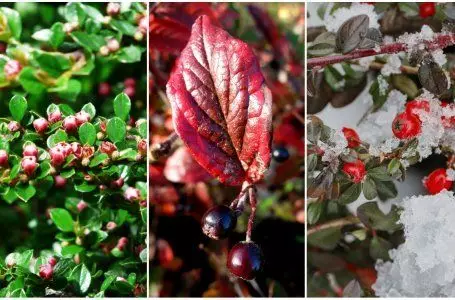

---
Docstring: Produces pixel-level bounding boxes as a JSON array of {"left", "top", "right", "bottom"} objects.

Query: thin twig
[
  {"left": 308, "top": 215, "right": 360, "bottom": 235},
  {"left": 246, "top": 187, "right": 258, "bottom": 242},
  {"left": 150, "top": 132, "right": 179, "bottom": 161}
]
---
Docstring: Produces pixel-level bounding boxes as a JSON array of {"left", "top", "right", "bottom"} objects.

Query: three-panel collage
[{"left": 0, "top": 1, "right": 453, "bottom": 298}]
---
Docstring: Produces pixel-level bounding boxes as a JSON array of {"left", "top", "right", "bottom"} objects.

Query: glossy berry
[
  {"left": 124, "top": 187, "right": 140, "bottom": 201},
  {"left": 107, "top": 2, "right": 121, "bottom": 16},
  {"left": 117, "top": 237, "right": 128, "bottom": 251},
  {"left": 98, "top": 82, "right": 111, "bottom": 96},
  {"left": 272, "top": 146, "right": 290, "bottom": 163},
  {"left": 77, "top": 200, "right": 88, "bottom": 212},
  {"left": 107, "top": 39, "right": 120, "bottom": 52},
  {"left": 8, "top": 121, "right": 20, "bottom": 132},
  {"left": 23, "top": 144, "right": 38, "bottom": 158},
  {"left": 424, "top": 168, "right": 453, "bottom": 195},
  {"left": 48, "top": 257, "right": 57, "bottom": 267},
  {"left": 4, "top": 60, "right": 22, "bottom": 80},
  {"left": 63, "top": 116, "right": 78, "bottom": 132},
  {"left": 48, "top": 109, "right": 62, "bottom": 123},
  {"left": 227, "top": 241, "right": 263, "bottom": 280},
  {"left": 39, "top": 263, "right": 53, "bottom": 280},
  {"left": 405, "top": 99, "right": 430, "bottom": 117},
  {"left": 202, "top": 205, "right": 237, "bottom": 240},
  {"left": 419, "top": 2, "right": 436, "bottom": 18},
  {"left": 106, "top": 221, "right": 117, "bottom": 231},
  {"left": 392, "top": 112, "right": 421, "bottom": 139},
  {"left": 33, "top": 118, "right": 49, "bottom": 133},
  {"left": 54, "top": 175, "right": 67, "bottom": 188},
  {"left": 49, "top": 147, "right": 65, "bottom": 167},
  {"left": 342, "top": 127, "right": 361, "bottom": 148},
  {"left": 124, "top": 78, "right": 136, "bottom": 87},
  {"left": 0, "top": 150, "right": 8, "bottom": 167},
  {"left": 342, "top": 159, "right": 366, "bottom": 183},
  {"left": 75, "top": 111, "right": 90, "bottom": 126},
  {"left": 124, "top": 86, "right": 136, "bottom": 98}
]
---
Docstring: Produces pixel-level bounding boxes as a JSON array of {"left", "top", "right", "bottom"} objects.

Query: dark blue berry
[
  {"left": 202, "top": 205, "right": 237, "bottom": 240},
  {"left": 272, "top": 146, "right": 289, "bottom": 162}
]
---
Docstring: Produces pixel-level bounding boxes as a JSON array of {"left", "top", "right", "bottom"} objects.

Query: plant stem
[
  {"left": 307, "top": 33, "right": 455, "bottom": 69},
  {"left": 307, "top": 215, "right": 360, "bottom": 235},
  {"left": 246, "top": 187, "right": 257, "bottom": 242},
  {"left": 150, "top": 132, "right": 179, "bottom": 161}
]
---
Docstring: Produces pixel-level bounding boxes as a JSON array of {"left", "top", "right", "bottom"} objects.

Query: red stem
[
  {"left": 246, "top": 187, "right": 257, "bottom": 242},
  {"left": 307, "top": 33, "right": 455, "bottom": 69}
]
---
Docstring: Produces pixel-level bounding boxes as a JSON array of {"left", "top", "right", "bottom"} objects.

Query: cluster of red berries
[
  {"left": 39, "top": 257, "right": 57, "bottom": 280},
  {"left": 201, "top": 205, "right": 264, "bottom": 280},
  {"left": 340, "top": 127, "right": 367, "bottom": 183}
]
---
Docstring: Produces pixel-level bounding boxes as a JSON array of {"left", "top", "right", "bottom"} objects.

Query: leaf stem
[
  {"left": 307, "top": 215, "right": 360, "bottom": 235},
  {"left": 150, "top": 132, "right": 179, "bottom": 161},
  {"left": 246, "top": 187, "right": 257, "bottom": 242},
  {"left": 307, "top": 33, "right": 455, "bottom": 69}
]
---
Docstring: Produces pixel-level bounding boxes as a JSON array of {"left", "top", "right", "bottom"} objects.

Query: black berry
[
  {"left": 227, "top": 241, "right": 263, "bottom": 280},
  {"left": 272, "top": 146, "right": 289, "bottom": 162},
  {"left": 202, "top": 205, "right": 237, "bottom": 240}
]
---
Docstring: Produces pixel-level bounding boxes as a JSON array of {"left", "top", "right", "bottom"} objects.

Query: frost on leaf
[
  {"left": 373, "top": 191, "right": 455, "bottom": 297},
  {"left": 166, "top": 15, "right": 273, "bottom": 186},
  {"left": 164, "top": 146, "right": 211, "bottom": 184}
]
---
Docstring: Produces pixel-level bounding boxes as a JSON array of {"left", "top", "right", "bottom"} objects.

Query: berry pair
[{"left": 202, "top": 205, "right": 263, "bottom": 280}]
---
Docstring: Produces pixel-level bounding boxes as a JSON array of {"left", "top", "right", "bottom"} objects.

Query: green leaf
[
  {"left": 362, "top": 177, "right": 378, "bottom": 200},
  {"left": 368, "top": 166, "right": 392, "bottom": 181},
  {"left": 338, "top": 183, "right": 362, "bottom": 204},
  {"left": 70, "top": 264, "right": 91, "bottom": 294},
  {"left": 9, "top": 95, "right": 27, "bottom": 122},
  {"left": 78, "top": 122, "right": 96, "bottom": 145},
  {"left": 369, "top": 236, "right": 392, "bottom": 261},
  {"left": 81, "top": 103, "right": 96, "bottom": 119},
  {"left": 74, "top": 181, "right": 97, "bottom": 193},
  {"left": 16, "top": 250, "right": 33, "bottom": 269},
  {"left": 47, "top": 129, "right": 68, "bottom": 148},
  {"left": 15, "top": 184, "right": 36, "bottom": 202},
  {"left": 115, "top": 45, "right": 142, "bottom": 63},
  {"left": 49, "top": 22, "right": 65, "bottom": 49},
  {"left": 18, "top": 67, "right": 46, "bottom": 95},
  {"left": 59, "top": 168, "right": 75, "bottom": 178},
  {"left": 110, "top": 19, "right": 136, "bottom": 36},
  {"left": 71, "top": 31, "right": 105, "bottom": 51},
  {"left": 307, "top": 202, "right": 324, "bottom": 225},
  {"left": 1, "top": 7, "right": 22, "bottom": 40},
  {"left": 375, "top": 180, "right": 398, "bottom": 200},
  {"left": 35, "top": 52, "right": 71, "bottom": 78},
  {"left": 63, "top": 2, "right": 86, "bottom": 23},
  {"left": 387, "top": 158, "right": 401, "bottom": 175},
  {"left": 308, "top": 227, "right": 341, "bottom": 250},
  {"left": 50, "top": 208, "right": 74, "bottom": 232},
  {"left": 58, "top": 79, "right": 81, "bottom": 101},
  {"left": 370, "top": 76, "right": 389, "bottom": 111},
  {"left": 53, "top": 258, "right": 74, "bottom": 277},
  {"left": 113, "top": 93, "right": 131, "bottom": 120},
  {"left": 106, "top": 117, "right": 126, "bottom": 143},
  {"left": 101, "top": 275, "right": 115, "bottom": 292},
  {"left": 137, "top": 120, "right": 146, "bottom": 138},
  {"left": 62, "top": 245, "right": 84, "bottom": 256},
  {"left": 89, "top": 153, "right": 108, "bottom": 167},
  {"left": 357, "top": 202, "right": 402, "bottom": 233}
]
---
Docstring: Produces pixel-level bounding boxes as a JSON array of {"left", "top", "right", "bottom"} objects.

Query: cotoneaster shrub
[{"left": 0, "top": 3, "right": 147, "bottom": 297}]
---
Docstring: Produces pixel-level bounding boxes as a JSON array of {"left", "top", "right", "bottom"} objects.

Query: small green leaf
[
  {"left": 15, "top": 184, "right": 36, "bottom": 202},
  {"left": 74, "top": 181, "right": 97, "bottom": 193},
  {"left": 50, "top": 208, "right": 74, "bottom": 232},
  {"left": 369, "top": 236, "right": 392, "bottom": 260},
  {"left": 35, "top": 52, "right": 71, "bottom": 78},
  {"left": 81, "top": 103, "right": 96, "bottom": 119},
  {"left": 70, "top": 31, "right": 105, "bottom": 51},
  {"left": 1, "top": 7, "right": 22, "bottom": 40},
  {"left": 357, "top": 202, "right": 402, "bottom": 233},
  {"left": 89, "top": 153, "right": 108, "bottom": 167},
  {"left": 368, "top": 166, "right": 392, "bottom": 181},
  {"left": 362, "top": 177, "right": 378, "bottom": 200},
  {"left": 110, "top": 19, "right": 136, "bottom": 36},
  {"left": 70, "top": 264, "right": 91, "bottom": 294},
  {"left": 79, "top": 123, "right": 96, "bottom": 145},
  {"left": 62, "top": 245, "right": 84, "bottom": 256},
  {"left": 16, "top": 250, "right": 33, "bottom": 269},
  {"left": 307, "top": 202, "right": 324, "bottom": 225},
  {"left": 338, "top": 183, "right": 362, "bottom": 204},
  {"left": 58, "top": 79, "right": 81, "bottom": 101},
  {"left": 308, "top": 227, "right": 341, "bottom": 250},
  {"left": 106, "top": 117, "right": 126, "bottom": 143},
  {"left": 9, "top": 95, "right": 27, "bottom": 122},
  {"left": 18, "top": 67, "right": 46, "bottom": 95},
  {"left": 115, "top": 45, "right": 143, "bottom": 63},
  {"left": 113, "top": 93, "right": 131, "bottom": 121},
  {"left": 47, "top": 129, "right": 68, "bottom": 148}
]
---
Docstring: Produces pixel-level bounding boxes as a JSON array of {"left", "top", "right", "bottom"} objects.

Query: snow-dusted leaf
[
  {"left": 418, "top": 60, "right": 449, "bottom": 96},
  {"left": 343, "top": 279, "right": 362, "bottom": 297},
  {"left": 336, "top": 14, "right": 369, "bottom": 54},
  {"left": 164, "top": 146, "right": 211, "bottom": 183},
  {"left": 359, "top": 28, "right": 382, "bottom": 49},
  {"left": 166, "top": 15, "right": 272, "bottom": 186}
]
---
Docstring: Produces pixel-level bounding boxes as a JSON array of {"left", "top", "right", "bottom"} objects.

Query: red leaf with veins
[
  {"left": 166, "top": 15, "right": 273, "bottom": 186},
  {"left": 164, "top": 147, "right": 212, "bottom": 183}
]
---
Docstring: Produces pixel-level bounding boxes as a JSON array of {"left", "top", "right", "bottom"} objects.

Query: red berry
[
  {"left": 100, "top": 141, "right": 117, "bottom": 156},
  {"left": 392, "top": 112, "right": 421, "bottom": 139},
  {"left": 342, "top": 127, "right": 361, "bottom": 148},
  {"left": 419, "top": 2, "right": 436, "bottom": 18},
  {"left": 117, "top": 237, "right": 128, "bottom": 251},
  {"left": 124, "top": 187, "right": 140, "bottom": 201},
  {"left": 33, "top": 118, "right": 49, "bottom": 134},
  {"left": 48, "top": 109, "right": 62, "bottom": 123},
  {"left": 98, "top": 82, "right": 111, "bottom": 96},
  {"left": 8, "top": 121, "right": 20, "bottom": 132},
  {"left": 77, "top": 200, "right": 88, "bottom": 212},
  {"left": 107, "top": 2, "right": 121, "bottom": 16},
  {"left": 75, "top": 111, "right": 90, "bottom": 126},
  {"left": 405, "top": 99, "right": 430, "bottom": 117},
  {"left": 424, "top": 168, "right": 453, "bottom": 195},
  {"left": 54, "top": 175, "right": 67, "bottom": 188},
  {"left": 202, "top": 205, "right": 237, "bottom": 240},
  {"left": 23, "top": 144, "right": 38, "bottom": 158},
  {"left": 124, "top": 78, "right": 136, "bottom": 87},
  {"left": 227, "top": 241, "right": 263, "bottom": 280},
  {"left": 21, "top": 156, "right": 37, "bottom": 177},
  {"left": 39, "top": 263, "right": 53, "bottom": 280},
  {"left": 0, "top": 150, "right": 8, "bottom": 167},
  {"left": 49, "top": 147, "right": 66, "bottom": 167},
  {"left": 4, "top": 60, "right": 22, "bottom": 80},
  {"left": 63, "top": 116, "right": 78, "bottom": 133},
  {"left": 124, "top": 86, "right": 136, "bottom": 98},
  {"left": 342, "top": 159, "right": 366, "bottom": 184},
  {"left": 48, "top": 257, "right": 57, "bottom": 267}
]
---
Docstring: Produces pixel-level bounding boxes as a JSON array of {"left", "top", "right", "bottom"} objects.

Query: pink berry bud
[
  {"left": 124, "top": 187, "right": 140, "bottom": 201},
  {"left": 39, "top": 263, "right": 53, "bottom": 280},
  {"left": 49, "top": 147, "right": 65, "bottom": 167},
  {"left": 124, "top": 86, "right": 135, "bottom": 98},
  {"left": 8, "top": 121, "right": 20, "bottom": 132},
  {"left": 124, "top": 77, "right": 136, "bottom": 87},
  {"left": 4, "top": 60, "right": 22, "bottom": 80},
  {"left": 48, "top": 257, "right": 57, "bottom": 267},
  {"left": 98, "top": 82, "right": 111, "bottom": 96},
  {"left": 63, "top": 116, "right": 78, "bottom": 133},
  {"left": 107, "top": 2, "right": 121, "bottom": 16},
  {"left": 23, "top": 144, "right": 38, "bottom": 158},
  {"left": 33, "top": 118, "right": 49, "bottom": 134},
  {"left": 0, "top": 150, "right": 8, "bottom": 167},
  {"left": 48, "top": 109, "right": 62, "bottom": 123},
  {"left": 99, "top": 184, "right": 107, "bottom": 191},
  {"left": 5, "top": 254, "right": 16, "bottom": 268},
  {"left": 107, "top": 39, "right": 120, "bottom": 52},
  {"left": 100, "top": 141, "right": 117, "bottom": 156},
  {"left": 99, "top": 46, "right": 109, "bottom": 56},
  {"left": 21, "top": 156, "right": 37, "bottom": 176},
  {"left": 75, "top": 111, "right": 90, "bottom": 126},
  {"left": 117, "top": 237, "right": 128, "bottom": 250},
  {"left": 77, "top": 200, "right": 88, "bottom": 212},
  {"left": 54, "top": 175, "right": 66, "bottom": 188},
  {"left": 110, "top": 177, "right": 124, "bottom": 189},
  {"left": 106, "top": 221, "right": 117, "bottom": 231},
  {"left": 138, "top": 17, "right": 147, "bottom": 34}
]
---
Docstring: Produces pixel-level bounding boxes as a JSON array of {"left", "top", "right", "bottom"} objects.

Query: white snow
[
  {"left": 318, "top": 129, "right": 349, "bottom": 171},
  {"left": 324, "top": 3, "right": 380, "bottom": 32},
  {"left": 381, "top": 54, "right": 402, "bottom": 76}
]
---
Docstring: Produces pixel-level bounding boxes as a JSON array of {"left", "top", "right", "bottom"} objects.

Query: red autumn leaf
[
  {"left": 150, "top": 3, "right": 218, "bottom": 54},
  {"left": 166, "top": 15, "right": 273, "bottom": 186},
  {"left": 164, "top": 146, "right": 212, "bottom": 183}
]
